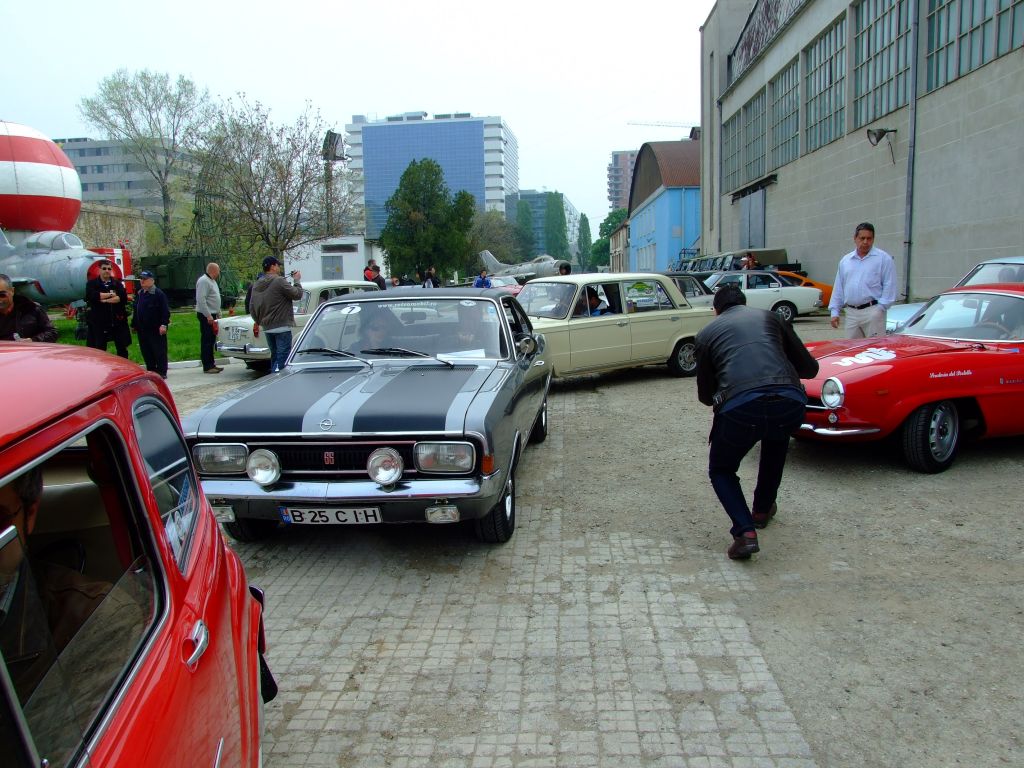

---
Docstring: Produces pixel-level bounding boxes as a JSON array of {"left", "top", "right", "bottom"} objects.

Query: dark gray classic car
[{"left": 182, "top": 288, "right": 550, "bottom": 544}]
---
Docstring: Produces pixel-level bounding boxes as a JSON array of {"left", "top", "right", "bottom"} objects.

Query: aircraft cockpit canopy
[{"left": 24, "top": 231, "right": 84, "bottom": 251}]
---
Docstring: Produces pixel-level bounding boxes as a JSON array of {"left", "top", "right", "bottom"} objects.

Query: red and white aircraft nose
[{"left": 0, "top": 120, "right": 82, "bottom": 232}]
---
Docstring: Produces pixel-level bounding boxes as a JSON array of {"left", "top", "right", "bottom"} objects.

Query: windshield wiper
[
  {"left": 295, "top": 347, "right": 371, "bottom": 366},
  {"left": 360, "top": 347, "right": 455, "bottom": 369}
]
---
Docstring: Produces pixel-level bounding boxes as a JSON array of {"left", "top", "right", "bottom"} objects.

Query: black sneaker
[
  {"left": 727, "top": 531, "right": 760, "bottom": 560},
  {"left": 752, "top": 503, "right": 777, "bottom": 529}
]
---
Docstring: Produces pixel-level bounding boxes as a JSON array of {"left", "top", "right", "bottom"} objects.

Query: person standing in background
[
  {"left": 132, "top": 270, "right": 170, "bottom": 378},
  {"left": 250, "top": 257, "right": 303, "bottom": 373},
  {"left": 828, "top": 223, "right": 896, "bottom": 338},
  {"left": 0, "top": 273, "right": 57, "bottom": 343},
  {"left": 195, "top": 262, "right": 222, "bottom": 373},
  {"left": 85, "top": 260, "right": 131, "bottom": 358}
]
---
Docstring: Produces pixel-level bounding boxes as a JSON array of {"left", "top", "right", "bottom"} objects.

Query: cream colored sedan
[
  {"left": 516, "top": 273, "right": 715, "bottom": 377},
  {"left": 216, "top": 278, "right": 378, "bottom": 369}
]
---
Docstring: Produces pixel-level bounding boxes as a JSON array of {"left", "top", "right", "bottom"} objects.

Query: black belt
[{"left": 846, "top": 299, "right": 878, "bottom": 310}]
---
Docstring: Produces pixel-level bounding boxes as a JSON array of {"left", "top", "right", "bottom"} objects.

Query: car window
[
  {"left": 502, "top": 297, "right": 532, "bottom": 339},
  {"left": 712, "top": 274, "right": 743, "bottom": 290},
  {"left": 623, "top": 280, "right": 674, "bottom": 312},
  {"left": 749, "top": 274, "right": 779, "bottom": 289},
  {"left": 903, "top": 293, "right": 1024, "bottom": 340},
  {"left": 516, "top": 282, "right": 576, "bottom": 319},
  {"left": 572, "top": 283, "right": 620, "bottom": 317},
  {"left": 134, "top": 402, "right": 200, "bottom": 571},
  {"left": 0, "top": 426, "right": 161, "bottom": 766},
  {"left": 961, "top": 263, "right": 1024, "bottom": 286},
  {"left": 673, "top": 276, "right": 704, "bottom": 298}
]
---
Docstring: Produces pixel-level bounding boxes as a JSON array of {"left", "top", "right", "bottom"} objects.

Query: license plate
[
  {"left": 280, "top": 507, "right": 381, "bottom": 524},
  {"left": 227, "top": 326, "right": 244, "bottom": 341}
]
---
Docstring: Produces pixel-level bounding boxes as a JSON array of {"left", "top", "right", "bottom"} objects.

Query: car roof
[
  {"left": 945, "top": 283, "right": 1024, "bottom": 296},
  {"left": 977, "top": 256, "right": 1024, "bottom": 265},
  {"left": 325, "top": 286, "right": 511, "bottom": 300},
  {"left": 298, "top": 279, "right": 378, "bottom": 291},
  {"left": 526, "top": 272, "right": 672, "bottom": 284},
  {"left": 0, "top": 344, "right": 153, "bottom": 446}
]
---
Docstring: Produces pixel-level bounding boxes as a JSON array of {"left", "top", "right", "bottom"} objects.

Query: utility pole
[{"left": 322, "top": 130, "right": 344, "bottom": 236}]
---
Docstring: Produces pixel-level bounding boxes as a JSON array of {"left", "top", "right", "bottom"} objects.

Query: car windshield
[
  {"left": 899, "top": 292, "right": 1024, "bottom": 341},
  {"left": 517, "top": 282, "right": 576, "bottom": 319},
  {"left": 490, "top": 276, "right": 517, "bottom": 287},
  {"left": 959, "top": 262, "right": 1024, "bottom": 286},
  {"left": 295, "top": 297, "right": 506, "bottom": 360}
]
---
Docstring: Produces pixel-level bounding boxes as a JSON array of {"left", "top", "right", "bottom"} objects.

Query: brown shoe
[
  {"left": 752, "top": 503, "right": 777, "bottom": 529},
  {"left": 727, "top": 531, "right": 759, "bottom": 560},
  {"left": 204, "top": 367, "right": 223, "bottom": 374}
]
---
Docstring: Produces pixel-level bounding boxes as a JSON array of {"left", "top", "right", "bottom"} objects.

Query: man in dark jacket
[
  {"left": 84, "top": 260, "right": 131, "bottom": 358},
  {"left": 131, "top": 270, "right": 171, "bottom": 378},
  {"left": 695, "top": 285, "right": 819, "bottom": 560},
  {"left": 0, "top": 274, "right": 57, "bottom": 343}
]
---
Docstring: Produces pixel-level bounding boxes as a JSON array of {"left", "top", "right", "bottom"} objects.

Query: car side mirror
[{"left": 517, "top": 335, "right": 538, "bottom": 356}]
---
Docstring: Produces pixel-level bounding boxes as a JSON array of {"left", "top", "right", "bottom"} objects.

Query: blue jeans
[
  {"left": 265, "top": 330, "right": 292, "bottom": 372},
  {"left": 708, "top": 395, "right": 806, "bottom": 537}
]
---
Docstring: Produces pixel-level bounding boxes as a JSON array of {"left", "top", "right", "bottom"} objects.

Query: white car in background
[
  {"left": 216, "top": 278, "right": 378, "bottom": 369},
  {"left": 704, "top": 270, "right": 822, "bottom": 322}
]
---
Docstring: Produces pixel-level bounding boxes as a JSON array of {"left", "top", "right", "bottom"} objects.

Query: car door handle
[
  {"left": 186, "top": 619, "right": 210, "bottom": 670},
  {"left": 533, "top": 360, "right": 545, "bottom": 366},
  {"left": 616, "top": 320, "right": 628, "bottom": 327},
  {"left": 670, "top": 316, "right": 680, "bottom": 321}
]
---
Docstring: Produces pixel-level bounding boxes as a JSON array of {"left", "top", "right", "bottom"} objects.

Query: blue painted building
[
  {"left": 627, "top": 139, "right": 701, "bottom": 272},
  {"left": 345, "top": 112, "right": 519, "bottom": 239}
]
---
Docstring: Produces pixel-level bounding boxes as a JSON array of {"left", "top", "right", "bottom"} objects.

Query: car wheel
[
  {"left": 223, "top": 518, "right": 278, "bottom": 542},
  {"left": 530, "top": 396, "right": 549, "bottom": 444},
  {"left": 245, "top": 360, "right": 272, "bottom": 372},
  {"left": 667, "top": 339, "right": 698, "bottom": 377},
  {"left": 772, "top": 302, "right": 797, "bottom": 323},
  {"left": 475, "top": 465, "right": 516, "bottom": 543},
  {"left": 902, "top": 400, "right": 960, "bottom": 473}
]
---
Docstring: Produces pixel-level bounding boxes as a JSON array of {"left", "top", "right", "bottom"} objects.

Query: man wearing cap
[
  {"left": 132, "top": 270, "right": 171, "bottom": 378},
  {"left": 195, "top": 263, "right": 222, "bottom": 373},
  {"left": 250, "top": 257, "right": 303, "bottom": 373},
  {"left": 828, "top": 222, "right": 897, "bottom": 338}
]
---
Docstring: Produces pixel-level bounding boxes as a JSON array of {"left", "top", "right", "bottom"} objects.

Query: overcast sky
[{"left": 3, "top": 0, "right": 717, "bottom": 230}]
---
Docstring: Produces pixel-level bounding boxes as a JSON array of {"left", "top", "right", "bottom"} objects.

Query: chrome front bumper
[
  {"left": 202, "top": 471, "right": 505, "bottom": 523},
  {"left": 798, "top": 423, "right": 882, "bottom": 437},
  {"left": 216, "top": 341, "right": 270, "bottom": 357}
]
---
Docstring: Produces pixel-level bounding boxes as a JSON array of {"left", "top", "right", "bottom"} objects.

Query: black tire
[
  {"left": 772, "top": 302, "right": 797, "bottom": 323},
  {"left": 223, "top": 517, "right": 278, "bottom": 542},
  {"left": 530, "top": 396, "right": 549, "bottom": 444},
  {"left": 902, "top": 400, "right": 960, "bottom": 473},
  {"left": 667, "top": 339, "right": 698, "bottom": 377},
  {"left": 475, "top": 464, "right": 516, "bottom": 543},
  {"left": 245, "top": 360, "right": 272, "bottom": 372}
]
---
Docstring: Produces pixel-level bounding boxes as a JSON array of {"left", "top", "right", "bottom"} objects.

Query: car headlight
[
  {"left": 246, "top": 448, "right": 281, "bottom": 486},
  {"left": 414, "top": 442, "right": 475, "bottom": 473},
  {"left": 367, "top": 447, "right": 403, "bottom": 485},
  {"left": 193, "top": 443, "right": 248, "bottom": 474},
  {"left": 820, "top": 377, "right": 845, "bottom": 409}
]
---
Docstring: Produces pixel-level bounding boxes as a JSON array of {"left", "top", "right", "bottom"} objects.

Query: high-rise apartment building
[
  {"left": 607, "top": 150, "right": 638, "bottom": 211},
  {"left": 344, "top": 112, "right": 519, "bottom": 239},
  {"left": 517, "top": 190, "right": 580, "bottom": 260}
]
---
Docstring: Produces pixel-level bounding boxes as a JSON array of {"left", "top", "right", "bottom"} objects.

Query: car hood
[
  {"left": 183, "top": 363, "right": 503, "bottom": 437},
  {"left": 806, "top": 334, "right": 980, "bottom": 378}
]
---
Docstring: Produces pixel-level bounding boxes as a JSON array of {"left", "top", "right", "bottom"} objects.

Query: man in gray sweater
[
  {"left": 251, "top": 256, "right": 303, "bottom": 373},
  {"left": 195, "top": 263, "right": 222, "bottom": 373}
]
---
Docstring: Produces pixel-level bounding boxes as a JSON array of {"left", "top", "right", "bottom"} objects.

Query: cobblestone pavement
[{"left": 168, "top": 315, "right": 1023, "bottom": 767}]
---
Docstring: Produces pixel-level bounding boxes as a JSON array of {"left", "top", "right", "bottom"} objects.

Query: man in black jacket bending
[{"left": 695, "top": 286, "right": 819, "bottom": 560}]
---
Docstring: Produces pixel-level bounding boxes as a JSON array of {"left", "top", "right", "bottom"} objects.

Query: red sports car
[
  {"left": 800, "top": 284, "right": 1024, "bottom": 472},
  {"left": 0, "top": 344, "right": 275, "bottom": 766}
]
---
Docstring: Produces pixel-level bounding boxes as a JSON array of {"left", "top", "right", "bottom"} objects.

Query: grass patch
[{"left": 52, "top": 309, "right": 205, "bottom": 364}]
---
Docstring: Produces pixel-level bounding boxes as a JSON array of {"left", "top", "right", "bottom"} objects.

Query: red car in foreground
[
  {"left": 0, "top": 344, "right": 275, "bottom": 766},
  {"left": 800, "top": 284, "right": 1024, "bottom": 472}
]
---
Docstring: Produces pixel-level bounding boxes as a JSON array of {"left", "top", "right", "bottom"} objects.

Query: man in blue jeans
[
  {"left": 250, "top": 257, "right": 303, "bottom": 373},
  {"left": 695, "top": 285, "right": 819, "bottom": 560}
]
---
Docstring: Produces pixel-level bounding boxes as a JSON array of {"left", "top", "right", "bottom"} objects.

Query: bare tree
[
  {"left": 201, "top": 97, "right": 333, "bottom": 257},
  {"left": 79, "top": 69, "right": 211, "bottom": 246}
]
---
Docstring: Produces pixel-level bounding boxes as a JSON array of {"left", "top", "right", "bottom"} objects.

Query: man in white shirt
[{"left": 828, "top": 223, "right": 897, "bottom": 338}]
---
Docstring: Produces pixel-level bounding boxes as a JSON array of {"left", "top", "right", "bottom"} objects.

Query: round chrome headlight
[
  {"left": 367, "top": 447, "right": 403, "bottom": 486},
  {"left": 246, "top": 448, "right": 281, "bottom": 486},
  {"left": 820, "top": 377, "right": 845, "bottom": 409}
]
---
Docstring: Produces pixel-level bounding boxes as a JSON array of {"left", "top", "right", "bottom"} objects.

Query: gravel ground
[{"left": 170, "top": 315, "right": 1024, "bottom": 767}]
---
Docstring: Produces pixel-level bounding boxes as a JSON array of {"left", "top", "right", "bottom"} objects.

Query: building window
[
  {"left": 926, "top": 0, "right": 1023, "bottom": 91},
  {"left": 770, "top": 59, "right": 800, "bottom": 169},
  {"left": 722, "top": 112, "right": 742, "bottom": 193},
  {"left": 743, "top": 89, "right": 767, "bottom": 183},
  {"left": 804, "top": 15, "right": 847, "bottom": 153},
  {"left": 854, "top": 0, "right": 912, "bottom": 127}
]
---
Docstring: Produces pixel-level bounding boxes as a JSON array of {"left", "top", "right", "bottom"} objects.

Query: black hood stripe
[
  {"left": 352, "top": 366, "right": 476, "bottom": 432},
  {"left": 217, "top": 369, "right": 357, "bottom": 432}
]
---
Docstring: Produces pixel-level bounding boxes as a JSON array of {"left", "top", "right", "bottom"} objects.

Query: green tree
[
  {"left": 515, "top": 200, "right": 535, "bottom": 257},
  {"left": 80, "top": 69, "right": 212, "bottom": 247},
  {"left": 591, "top": 208, "right": 628, "bottom": 268},
  {"left": 379, "top": 159, "right": 474, "bottom": 281},
  {"left": 576, "top": 213, "right": 592, "bottom": 271},
  {"left": 544, "top": 192, "right": 569, "bottom": 259},
  {"left": 469, "top": 209, "right": 523, "bottom": 272}
]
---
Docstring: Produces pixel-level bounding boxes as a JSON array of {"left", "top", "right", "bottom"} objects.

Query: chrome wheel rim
[{"left": 678, "top": 343, "right": 696, "bottom": 371}]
